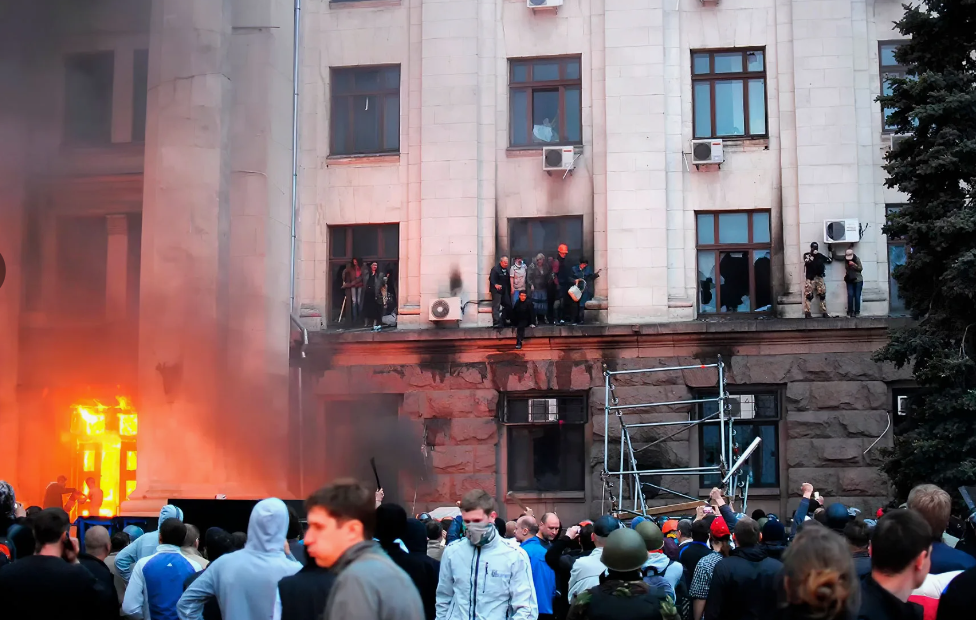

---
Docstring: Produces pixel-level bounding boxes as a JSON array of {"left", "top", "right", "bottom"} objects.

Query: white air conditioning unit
[
  {"left": 527, "top": 0, "right": 563, "bottom": 8},
  {"left": 823, "top": 219, "right": 860, "bottom": 243},
  {"left": 542, "top": 146, "right": 579, "bottom": 171},
  {"left": 888, "top": 133, "right": 910, "bottom": 151},
  {"left": 897, "top": 395, "right": 909, "bottom": 416},
  {"left": 428, "top": 297, "right": 461, "bottom": 321},
  {"left": 691, "top": 139, "right": 724, "bottom": 165}
]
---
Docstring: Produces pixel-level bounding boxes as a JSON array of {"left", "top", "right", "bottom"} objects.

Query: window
[
  {"left": 509, "top": 57, "right": 582, "bottom": 147},
  {"left": 698, "top": 391, "right": 780, "bottom": 488},
  {"left": 891, "top": 387, "right": 918, "bottom": 437},
  {"left": 886, "top": 205, "right": 908, "bottom": 315},
  {"left": 501, "top": 395, "right": 586, "bottom": 492},
  {"left": 692, "top": 49, "right": 767, "bottom": 139},
  {"left": 880, "top": 42, "right": 908, "bottom": 132},
  {"left": 63, "top": 52, "right": 115, "bottom": 145},
  {"left": 509, "top": 216, "right": 584, "bottom": 263},
  {"left": 132, "top": 50, "right": 149, "bottom": 142},
  {"left": 328, "top": 224, "right": 399, "bottom": 323},
  {"left": 331, "top": 66, "right": 400, "bottom": 156},
  {"left": 696, "top": 211, "right": 772, "bottom": 313}
]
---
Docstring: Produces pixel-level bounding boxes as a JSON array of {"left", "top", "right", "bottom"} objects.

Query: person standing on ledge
[
  {"left": 843, "top": 247, "right": 863, "bottom": 318},
  {"left": 803, "top": 241, "right": 832, "bottom": 318}
]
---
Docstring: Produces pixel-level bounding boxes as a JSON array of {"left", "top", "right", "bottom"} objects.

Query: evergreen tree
[{"left": 874, "top": 0, "right": 976, "bottom": 507}]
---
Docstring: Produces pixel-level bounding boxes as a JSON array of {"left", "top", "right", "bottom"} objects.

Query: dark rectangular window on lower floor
[
  {"left": 698, "top": 391, "right": 780, "bottom": 488},
  {"left": 502, "top": 395, "right": 586, "bottom": 492}
]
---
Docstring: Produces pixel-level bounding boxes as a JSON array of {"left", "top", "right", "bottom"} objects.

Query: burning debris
[{"left": 69, "top": 396, "right": 138, "bottom": 517}]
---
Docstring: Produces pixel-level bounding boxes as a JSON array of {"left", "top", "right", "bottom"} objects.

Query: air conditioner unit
[
  {"left": 428, "top": 297, "right": 461, "bottom": 321},
  {"left": 542, "top": 146, "right": 579, "bottom": 171},
  {"left": 823, "top": 219, "right": 860, "bottom": 243},
  {"left": 897, "top": 395, "right": 909, "bottom": 416},
  {"left": 888, "top": 133, "right": 910, "bottom": 151},
  {"left": 691, "top": 139, "right": 724, "bottom": 165},
  {"left": 527, "top": 0, "right": 563, "bottom": 8}
]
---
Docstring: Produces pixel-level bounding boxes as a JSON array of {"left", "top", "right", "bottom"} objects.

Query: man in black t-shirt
[{"left": 803, "top": 241, "right": 832, "bottom": 318}]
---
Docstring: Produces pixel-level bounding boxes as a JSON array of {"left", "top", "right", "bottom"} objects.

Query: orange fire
[{"left": 70, "top": 396, "right": 138, "bottom": 518}]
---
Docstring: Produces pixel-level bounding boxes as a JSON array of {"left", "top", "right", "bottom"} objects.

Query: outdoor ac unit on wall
[
  {"left": 527, "top": 0, "right": 563, "bottom": 8},
  {"left": 428, "top": 297, "right": 461, "bottom": 321},
  {"left": 691, "top": 139, "right": 724, "bottom": 166},
  {"left": 897, "top": 395, "right": 909, "bottom": 416},
  {"left": 888, "top": 134, "right": 911, "bottom": 151},
  {"left": 542, "top": 146, "right": 579, "bottom": 171},
  {"left": 823, "top": 219, "right": 860, "bottom": 243}
]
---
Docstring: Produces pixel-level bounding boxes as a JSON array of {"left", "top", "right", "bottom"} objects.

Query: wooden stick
[{"left": 642, "top": 500, "right": 707, "bottom": 516}]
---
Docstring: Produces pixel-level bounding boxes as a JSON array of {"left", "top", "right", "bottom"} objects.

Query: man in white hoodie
[
  {"left": 435, "top": 489, "right": 537, "bottom": 620},
  {"left": 177, "top": 498, "right": 301, "bottom": 620}
]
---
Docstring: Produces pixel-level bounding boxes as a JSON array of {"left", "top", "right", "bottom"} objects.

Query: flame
[{"left": 70, "top": 396, "right": 137, "bottom": 518}]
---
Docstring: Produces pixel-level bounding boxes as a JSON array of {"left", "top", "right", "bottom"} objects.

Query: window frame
[
  {"left": 879, "top": 41, "right": 909, "bottom": 134},
  {"left": 885, "top": 204, "right": 909, "bottom": 316},
  {"left": 696, "top": 388, "right": 782, "bottom": 489},
  {"left": 695, "top": 210, "right": 773, "bottom": 315},
  {"left": 500, "top": 392, "right": 588, "bottom": 493},
  {"left": 508, "top": 56, "right": 583, "bottom": 148},
  {"left": 327, "top": 224, "right": 400, "bottom": 324},
  {"left": 691, "top": 48, "right": 768, "bottom": 140},
  {"left": 330, "top": 65, "right": 401, "bottom": 156},
  {"left": 508, "top": 215, "right": 585, "bottom": 262}
]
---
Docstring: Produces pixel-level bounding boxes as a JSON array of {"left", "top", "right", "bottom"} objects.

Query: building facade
[{"left": 0, "top": 0, "right": 914, "bottom": 520}]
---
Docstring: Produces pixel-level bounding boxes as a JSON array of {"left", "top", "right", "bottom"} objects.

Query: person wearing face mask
[
  {"left": 435, "top": 489, "right": 537, "bottom": 620},
  {"left": 803, "top": 241, "right": 832, "bottom": 318}
]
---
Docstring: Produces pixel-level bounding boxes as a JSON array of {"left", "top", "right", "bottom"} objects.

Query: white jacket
[
  {"left": 435, "top": 532, "right": 537, "bottom": 620},
  {"left": 568, "top": 547, "right": 605, "bottom": 601}
]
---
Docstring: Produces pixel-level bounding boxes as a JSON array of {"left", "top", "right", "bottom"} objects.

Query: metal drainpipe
[{"left": 289, "top": 0, "right": 302, "bottom": 316}]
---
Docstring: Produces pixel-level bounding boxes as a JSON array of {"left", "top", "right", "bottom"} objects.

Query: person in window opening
[
  {"left": 843, "top": 248, "right": 863, "bottom": 318},
  {"left": 527, "top": 253, "right": 551, "bottom": 325},
  {"left": 570, "top": 258, "right": 600, "bottom": 325},
  {"left": 379, "top": 283, "right": 397, "bottom": 329},
  {"left": 552, "top": 244, "right": 573, "bottom": 324},
  {"left": 510, "top": 291, "right": 537, "bottom": 350},
  {"left": 362, "top": 261, "right": 385, "bottom": 329},
  {"left": 510, "top": 255, "right": 527, "bottom": 301},
  {"left": 489, "top": 256, "right": 512, "bottom": 328},
  {"left": 351, "top": 258, "right": 364, "bottom": 318},
  {"left": 803, "top": 241, "right": 832, "bottom": 318},
  {"left": 79, "top": 476, "right": 103, "bottom": 517},
  {"left": 341, "top": 261, "right": 360, "bottom": 325}
]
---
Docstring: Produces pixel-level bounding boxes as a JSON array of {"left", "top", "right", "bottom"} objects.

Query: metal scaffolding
[{"left": 600, "top": 355, "right": 759, "bottom": 516}]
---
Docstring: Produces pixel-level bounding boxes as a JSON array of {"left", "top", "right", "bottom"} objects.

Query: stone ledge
[
  {"left": 326, "top": 153, "right": 400, "bottom": 166},
  {"left": 329, "top": 0, "right": 401, "bottom": 9}
]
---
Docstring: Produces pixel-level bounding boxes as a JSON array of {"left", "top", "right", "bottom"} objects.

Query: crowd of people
[
  {"left": 2, "top": 477, "right": 975, "bottom": 620},
  {"left": 490, "top": 244, "right": 600, "bottom": 348},
  {"left": 338, "top": 259, "right": 398, "bottom": 330}
]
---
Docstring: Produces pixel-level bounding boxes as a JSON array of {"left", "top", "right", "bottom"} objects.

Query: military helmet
[{"left": 600, "top": 527, "right": 649, "bottom": 572}]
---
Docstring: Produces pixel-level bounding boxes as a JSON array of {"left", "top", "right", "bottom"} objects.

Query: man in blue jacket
[
  {"left": 116, "top": 504, "right": 185, "bottom": 581},
  {"left": 515, "top": 515, "right": 555, "bottom": 619}
]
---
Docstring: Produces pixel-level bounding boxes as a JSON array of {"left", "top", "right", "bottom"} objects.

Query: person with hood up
[
  {"left": 375, "top": 504, "right": 439, "bottom": 620},
  {"left": 298, "top": 479, "right": 422, "bottom": 620},
  {"left": 124, "top": 519, "right": 203, "bottom": 619},
  {"left": 702, "top": 517, "right": 782, "bottom": 620},
  {"left": 635, "top": 520, "right": 684, "bottom": 592},
  {"left": 436, "top": 489, "right": 537, "bottom": 620},
  {"left": 567, "top": 527, "right": 678, "bottom": 620},
  {"left": 178, "top": 498, "right": 301, "bottom": 620},
  {"left": 116, "top": 504, "right": 185, "bottom": 582},
  {"left": 759, "top": 519, "right": 787, "bottom": 561}
]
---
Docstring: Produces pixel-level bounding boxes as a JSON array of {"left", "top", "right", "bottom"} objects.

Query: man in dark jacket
[
  {"left": 758, "top": 519, "right": 787, "bottom": 562},
  {"left": 678, "top": 519, "right": 712, "bottom": 589},
  {"left": 546, "top": 522, "right": 595, "bottom": 620},
  {"left": 858, "top": 509, "right": 931, "bottom": 620},
  {"left": 803, "top": 241, "right": 832, "bottom": 318},
  {"left": 183, "top": 527, "right": 236, "bottom": 620},
  {"left": 489, "top": 256, "right": 512, "bottom": 328},
  {"left": 510, "top": 291, "right": 537, "bottom": 350},
  {"left": 552, "top": 244, "right": 573, "bottom": 324},
  {"left": 703, "top": 517, "right": 782, "bottom": 620},
  {"left": 844, "top": 519, "right": 872, "bottom": 578},
  {"left": 277, "top": 560, "right": 336, "bottom": 620},
  {"left": 0, "top": 508, "right": 102, "bottom": 619},
  {"left": 77, "top": 525, "right": 121, "bottom": 618},
  {"left": 375, "top": 504, "right": 438, "bottom": 620}
]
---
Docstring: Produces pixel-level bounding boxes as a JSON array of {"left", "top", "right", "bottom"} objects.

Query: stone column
[
  {"left": 131, "top": 0, "right": 233, "bottom": 506},
  {"left": 105, "top": 215, "right": 129, "bottom": 321}
]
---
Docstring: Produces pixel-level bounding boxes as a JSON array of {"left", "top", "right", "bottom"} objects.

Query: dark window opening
[
  {"left": 64, "top": 52, "right": 115, "bottom": 145},
  {"left": 328, "top": 224, "right": 399, "bottom": 324},
  {"left": 331, "top": 66, "right": 400, "bottom": 156},
  {"left": 132, "top": 50, "right": 149, "bottom": 142},
  {"left": 503, "top": 395, "right": 586, "bottom": 493},
  {"left": 509, "top": 216, "right": 584, "bottom": 264},
  {"left": 696, "top": 211, "right": 772, "bottom": 313},
  {"left": 885, "top": 205, "right": 908, "bottom": 316},
  {"left": 698, "top": 391, "right": 780, "bottom": 488},
  {"left": 56, "top": 216, "right": 108, "bottom": 317},
  {"left": 692, "top": 49, "right": 767, "bottom": 139},
  {"left": 509, "top": 57, "right": 582, "bottom": 147}
]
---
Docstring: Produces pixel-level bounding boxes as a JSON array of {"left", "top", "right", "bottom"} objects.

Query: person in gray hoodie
[
  {"left": 300, "top": 479, "right": 424, "bottom": 620},
  {"left": 115, "top": 504, "right": 185, "bottom": 581},
  {"left": 177, "top": 498, "right": 301, "bottom": 620}
]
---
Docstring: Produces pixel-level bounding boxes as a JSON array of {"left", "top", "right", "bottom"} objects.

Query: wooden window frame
[
  {"left": 509, "top": 56, "right": 583, "bottom": 148},
  {"left": 695, "top": 210, "right": 772, "bottom": 315},
  {"left": 879, "top": 41, "right": 909, "bottom": 133},
  {"left": 696, "top": 389, "right": 782, "bottom": 489},
  {"left": 691, "top": 48, "right": 768, "bottom": 140},
  {"left": 330, "top": 65, "right": 401, "bottom": 156}
]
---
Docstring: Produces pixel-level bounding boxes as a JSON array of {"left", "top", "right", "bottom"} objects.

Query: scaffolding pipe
[
  {"left": 613, "top": 467, "right": 721, "bottom": 476},
  {"left": 607, "top": 363, "right": 720, "bottom": 376},
  {"left": 609, "top": 396, "right": 723, "bottom": 411},
  {"left": 718, "top": 358, "right": 726, "bottom": 475}
]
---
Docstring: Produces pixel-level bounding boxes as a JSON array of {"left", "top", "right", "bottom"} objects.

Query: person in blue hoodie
[
  {"left": 515, "top": 515, "right": 556, "bottom": 619},
  {"left": 177, "top": 498, "right": 301, "bottom": 620},
  {"left": 116, "top": 504, "right": 185, "bottom": 581}
]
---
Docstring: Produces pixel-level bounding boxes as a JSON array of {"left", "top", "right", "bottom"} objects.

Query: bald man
[
  {"left": 77, "top": 526, "right": 120, "bottom": 616},
  {"left": 538, "top": 513, "right": 560, "bottom": 549},
  {"left": 505, "top": 521, "right": 518, "bottom": 539},
  {"left": 516, "top": 516, "right": 556, "bottom": 619}
]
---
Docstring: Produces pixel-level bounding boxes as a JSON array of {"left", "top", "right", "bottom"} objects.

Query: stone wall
[{"left": 303, "top": 319, "right": 911, "bottom": 523}]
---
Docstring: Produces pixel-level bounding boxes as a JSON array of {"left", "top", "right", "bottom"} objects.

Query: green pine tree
[{"left": 873, "top": 0, "right": 976, "bottom": 509}]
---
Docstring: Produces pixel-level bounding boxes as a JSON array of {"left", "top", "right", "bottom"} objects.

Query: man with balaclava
[{"left": 803, "top": 241, "right": 832, "bottom": 318}]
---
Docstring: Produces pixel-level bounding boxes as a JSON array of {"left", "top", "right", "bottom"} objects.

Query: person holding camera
[{"left": 803, "top": 242, "right": 832, "bottom": 318}]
